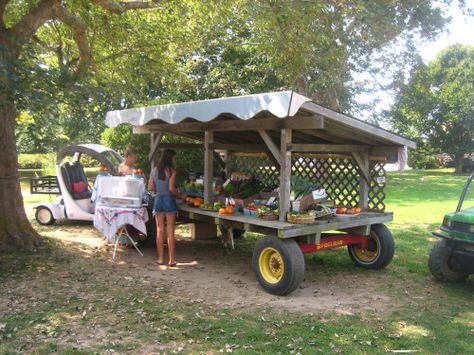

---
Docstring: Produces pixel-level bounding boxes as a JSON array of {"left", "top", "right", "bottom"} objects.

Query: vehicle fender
[{"left": 33, "top": 201, "right": 65, "bottom": 220}]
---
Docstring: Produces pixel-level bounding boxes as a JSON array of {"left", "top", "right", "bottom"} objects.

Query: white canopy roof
[
  {"left": 106, "top": 91, "right": 311, "bottom": 128},
  {"left": 105, "top": 91, "right": 415, "bottom": 148}
]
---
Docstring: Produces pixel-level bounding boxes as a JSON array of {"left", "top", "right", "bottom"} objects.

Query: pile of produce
[
  {"left": 257, "top": 206, "right": 279, "bottom": 220},
  {"left": 290, "top": 176, "right": 322, "bottom": 200},
  {"left": 218, "top": 206, "right": 236, "bottom": 215},
  {"left": 186, "top": 196, "right": 204, "bottom": 207},
  {"left": 224, "top": 177, "right": 262, "bottom": 199},
  {"left": 182, "top": 182, "right": 203, "bottom": 195},
  {"left": 182, "top": 182, "right": 221, "bottom": 197},
  {"left": 335, "top": 207, "right": 362, "bottom": 215},
  {"left": 287, "top": 211, "right": 315, "bottom": 224},
  {"left": 199, "top": 202, "right": 224, "bottom": 211}
]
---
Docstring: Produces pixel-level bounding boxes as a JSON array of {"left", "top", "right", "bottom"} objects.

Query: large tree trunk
[
  {"left": 453, "top": 154, "right": 464, "bottom": 174},
  {"left": 0, "top": 48, "right": 42, "bottom": 252}
]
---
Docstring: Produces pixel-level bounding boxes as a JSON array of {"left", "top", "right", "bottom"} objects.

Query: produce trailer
[{"left": 105, "top": 91, "right": 415, "bottom": 295}]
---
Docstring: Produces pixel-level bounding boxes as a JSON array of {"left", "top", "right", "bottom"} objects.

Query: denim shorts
[{"left": 153, "top": 194, "right": 178, "bottom": 214}]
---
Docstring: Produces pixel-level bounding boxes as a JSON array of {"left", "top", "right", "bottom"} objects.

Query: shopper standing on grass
[{"left": 148, "top": 149, "right": 186, "bottom": 267}]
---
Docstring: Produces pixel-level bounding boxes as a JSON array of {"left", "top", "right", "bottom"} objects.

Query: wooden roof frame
[{"left": 106, "top": 91, "right": 416, "bottom": 220}]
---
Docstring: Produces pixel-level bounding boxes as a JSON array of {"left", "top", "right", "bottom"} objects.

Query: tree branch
[
  {"left": 52, "top": 3, "right": 91, "bottom": 78},
  {"left": 0, "top": 1, "right": 9, "bottom": 29},
  {"left": 93, "top": 0, "right": 161, "bottom": 14},
  {"left": 10, "top": 0, "right": 56, "bottom": 44}
]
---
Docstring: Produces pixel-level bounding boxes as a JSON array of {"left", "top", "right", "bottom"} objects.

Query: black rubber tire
[
  {"left": 348, "top": 223, "right": 394, "bottom": 269},
  {"left": 252, "top": 235, "right": 305, "bottom": 296},
  {"left": 232, "top": 228, "right": 245, "bottom": 239},
  {"left": 35, "top": 207, "right": 56, "bottom": 225},
  {"left": 428, "top": 240, "right": 469, "bottom": 282}
]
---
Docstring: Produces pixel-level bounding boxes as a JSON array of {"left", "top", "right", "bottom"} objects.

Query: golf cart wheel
[
  {"left": 428, "top": 240, "right": 468, "bottom": 282},
  {"left": 252, "top": 235, "right": 305, "bottom": 296},
  {"left": 35, "top": 207, "right": 56, "bottom": 225},
  {"left": 348, "top": 224, "right": 394, "bottom": 269}
]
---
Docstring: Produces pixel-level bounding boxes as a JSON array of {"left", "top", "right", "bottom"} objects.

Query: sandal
[
  {"left": 156, "top": 260, "right": 164, "bottom": 265},
  {"left": 168, "top": 262, "right": 177, "bottom": 267}
]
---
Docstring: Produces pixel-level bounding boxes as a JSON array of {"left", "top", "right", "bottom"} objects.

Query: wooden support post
[
  {"left": 148, "top": 132, "right": 163, "bottom": 162},
  {"left": 279, "top": 128, "right": 292, "bottom": 221},
  {"left": 204, "top": 130, "right": 214, "bottom": 204},
  {"left": 352, "top": 152, "right": 369, "bottom": 209}
]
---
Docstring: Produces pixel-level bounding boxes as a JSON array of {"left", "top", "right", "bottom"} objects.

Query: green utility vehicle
[{"left": 429, "top": 169, "right": 474, "bottom": 282}]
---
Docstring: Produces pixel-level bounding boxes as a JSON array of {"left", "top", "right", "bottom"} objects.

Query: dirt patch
[{"left": 22, "top": 203, "right": 401, "bottom": 316}]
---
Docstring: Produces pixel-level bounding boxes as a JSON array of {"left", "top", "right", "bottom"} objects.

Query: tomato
[
  {"left": 226, "top": 207, "right": 234, "bottom": 214},
  {"left": 219, "top": 208, "right": 227, "bottom": 214},
  {"left": 336, "top": 208, "right": 346, "bottom": 214},
  {"left": 354, "top": 207, "right": 362, "bottom": 213}
]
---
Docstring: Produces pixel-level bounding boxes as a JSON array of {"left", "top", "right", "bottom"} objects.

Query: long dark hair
[{"left": 157, "top": 149, "right": 176, "bottom": 180}]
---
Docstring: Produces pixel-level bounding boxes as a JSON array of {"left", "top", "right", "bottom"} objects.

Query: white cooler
[{"left": 95, "top": 176, "right": 145, "bottom": 207}]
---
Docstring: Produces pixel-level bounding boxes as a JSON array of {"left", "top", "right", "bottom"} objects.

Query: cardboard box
[{"left": 291, "top": 193, "right": 334, "bottom": 213}]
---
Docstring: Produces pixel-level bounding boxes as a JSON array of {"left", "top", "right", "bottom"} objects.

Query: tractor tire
[
  {"left": 35, "top": 207, "right": 56, "bottom": 225},
  {"left": 428, "top": 240, "right": 468, "bottom": 282},
  {"left": 348, "top": 223, "right": 394, "bottom": 269},
  {"left": 252, "top": 235, "right": 305, "bottom": 296}
]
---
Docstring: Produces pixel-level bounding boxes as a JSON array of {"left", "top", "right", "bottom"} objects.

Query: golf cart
[
  {"left": 32, "top": 144, "right": 123, "bottom": 225},
  {"left": 429, "top": 169, "right": 474, "bottom": 282}
]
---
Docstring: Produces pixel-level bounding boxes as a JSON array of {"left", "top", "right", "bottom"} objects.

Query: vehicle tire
[
  {"left": 252, "top": 235, "right": 305, "bottom": 296},
  {"left": 232, "top": 228, "right": 245, "bottom": 239},
  {"left": 428, "top": 240, "right": 468, "bottom": 282},
  {"left": 35, "top": 207, "right": 56, "bottom": 225},
  {"left": 348, "top": 223, "right": 394, "bottom": 269}
]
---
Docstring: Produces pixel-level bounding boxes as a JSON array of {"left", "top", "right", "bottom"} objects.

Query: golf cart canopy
[
  {"left": 105, "top": 91, "right": 416, "bottom": 158},
  {"left": 57, "top": 144, "right": 123, "bottom": 175}
]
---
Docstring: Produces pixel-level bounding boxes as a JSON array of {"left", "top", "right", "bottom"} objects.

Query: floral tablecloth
[{"left": 93, "top": 205, "right": 148, "bottom": 242}]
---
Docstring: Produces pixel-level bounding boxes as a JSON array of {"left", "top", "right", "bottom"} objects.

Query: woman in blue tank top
[{"left": 147, "top": 149, "right": 186, "bottom": 267}]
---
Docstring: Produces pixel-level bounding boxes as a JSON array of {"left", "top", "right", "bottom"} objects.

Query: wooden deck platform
[{"left": 178, "top": 204, "right": 393, "bottom": 239}]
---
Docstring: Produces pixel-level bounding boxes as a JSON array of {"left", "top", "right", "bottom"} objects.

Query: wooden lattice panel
[
  {"left": 231, "top": 154, "right": 387, "bottom": 212},
  {"left": 368, "top": 160, "right": 387, "bottom": 211},
  {"left": 232, "top": 155, "right": 279, "bottom": 187},
  {"left": 293, "top": 155, "right": 360, "bottom": 208}
]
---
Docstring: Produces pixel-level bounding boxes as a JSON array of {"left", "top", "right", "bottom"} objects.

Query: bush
[
  {"left": 18, "top": 153, "right": 55, "bottom": 169},
  {"left": 408, "top": 148, "right": 440, "bottom": 169}
]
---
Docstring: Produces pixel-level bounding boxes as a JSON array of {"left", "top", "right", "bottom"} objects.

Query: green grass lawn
[{"left": 1, "top": 168, "right": 473, "bottom": 354}]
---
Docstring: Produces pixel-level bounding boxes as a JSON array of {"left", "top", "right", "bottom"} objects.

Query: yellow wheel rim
[
  {"left": 259, "top": 247, "right": 284, "bottom": 284},
  {"left": 352, "top": 234, "right": 380, "bottom": 263}
]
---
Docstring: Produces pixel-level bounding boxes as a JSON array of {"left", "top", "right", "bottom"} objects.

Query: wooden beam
[
  {"left": 158, "top": 143, "right": 202, "bottom": 149},
  {"left": 204, "top": 131, "right": 214, "bottom": 204},
  {"left": 351, "top": 152, "right": 370, "bottom": 209},
  {"left": 279, "top": 128, "right": 292, "bottom": 221},
  {"left": 157, "top": 142, "right": 268, "bottom": 152},
  {"left": 351, "top": 152, "right": 371, "bottom": 184},
  {"left": 258, "top": 130, "right": 283, "bottom": 166},
  {"left": 212, "top": 144, "right": 266, "bottom": 152},
  {"left": 132, "top": 115, "right": 324, "bottom": 134},
  {"left": 288, "top": 144, "right": 369, "bottom": 153},
  {"left": 303, "top": 102, "right": 416, "bottom": 148},
  {"left": 148, "top": 132, "right": 163, "bottom": 161}
]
